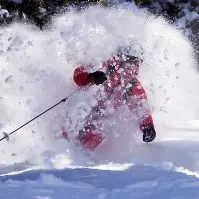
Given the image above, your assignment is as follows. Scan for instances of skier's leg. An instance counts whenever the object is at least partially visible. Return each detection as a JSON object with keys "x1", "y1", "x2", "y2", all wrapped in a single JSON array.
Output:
[
  {"x1": 77, "y1": 101, "x2": 107, "y2": 150},
  {"x1": 77, "y1": 123, "x2": 104, "y2": 150}
]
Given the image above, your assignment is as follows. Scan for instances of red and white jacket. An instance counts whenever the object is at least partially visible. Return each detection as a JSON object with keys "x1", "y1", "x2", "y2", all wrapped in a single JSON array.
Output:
[{"x1": 73, "y1": 54, "x2": 154, "y2": 132}]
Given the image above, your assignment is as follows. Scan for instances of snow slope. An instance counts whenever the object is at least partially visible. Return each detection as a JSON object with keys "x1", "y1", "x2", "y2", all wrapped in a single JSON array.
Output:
[
  {"x1": 0, "y1": 3, "x2": 199, "y2": 198},
  {"x1": 2, "y1": 165, "x2": 199, "y2": 199}
]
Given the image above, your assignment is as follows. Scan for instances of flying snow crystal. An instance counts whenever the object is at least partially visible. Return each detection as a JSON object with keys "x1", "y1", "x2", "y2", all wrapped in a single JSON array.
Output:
[{"x1": 5, "y1": 75, "x2": 14, "y2": 84}]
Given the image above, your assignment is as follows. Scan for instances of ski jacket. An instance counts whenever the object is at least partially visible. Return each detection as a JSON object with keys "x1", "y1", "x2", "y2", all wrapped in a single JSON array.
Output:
[{"x1": 73, "y1": 54, "x2": 154, "y2": 131}]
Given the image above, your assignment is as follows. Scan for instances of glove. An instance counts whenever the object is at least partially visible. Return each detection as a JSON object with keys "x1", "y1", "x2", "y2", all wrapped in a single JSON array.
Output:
[
  {"x1": 142, "y1": 126, "x2": 156, "y2": 143},
  {"x1": 87, "y1": 71, "x2": 107, "y2": 85}
]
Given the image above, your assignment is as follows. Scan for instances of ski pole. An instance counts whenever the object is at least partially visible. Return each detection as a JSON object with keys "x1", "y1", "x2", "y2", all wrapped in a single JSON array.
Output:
[
  {"x1": 0, "y1": 58, "x2": 131, "y2": 142},
  {"x1": 0, "y1": 88, "x2": 83, "y2": 142}
]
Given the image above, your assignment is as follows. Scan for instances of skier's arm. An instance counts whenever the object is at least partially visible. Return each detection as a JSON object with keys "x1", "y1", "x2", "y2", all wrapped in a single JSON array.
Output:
[
  {"x1": 73, "y1": 67, "x2": 107, "y2": 87},
  {"x1": 73, "y1": 67, "x2": 91, "y2": 86},
  {"x1": 126, "y1": 78, "x2": 156, "y2": 142},
  {"x1": 139, "y1": 113, "x2": 156, "y2": 143},
  {"x1": 139, "y1": 113, "x2": 154, "y2": 131}
]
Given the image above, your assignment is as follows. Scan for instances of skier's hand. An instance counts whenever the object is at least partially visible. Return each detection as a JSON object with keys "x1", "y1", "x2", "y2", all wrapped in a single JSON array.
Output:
[
  {"x1": 88, "y1": 71, "x2": 107, "y2": 85},
  {"x1": 142, "y1": 126, "x2": 156, "y2": 143}
]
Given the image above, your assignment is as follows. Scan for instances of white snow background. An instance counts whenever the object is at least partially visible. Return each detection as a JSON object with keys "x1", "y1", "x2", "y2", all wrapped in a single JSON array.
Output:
[{"x1": 0, "y1": 2, "x2": 199, "y2": 199}]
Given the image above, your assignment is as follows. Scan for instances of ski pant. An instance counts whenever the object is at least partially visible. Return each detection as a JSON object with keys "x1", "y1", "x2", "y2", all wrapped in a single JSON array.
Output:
[{"x1": 77, "y1": 78, "x2": 153, "y2": 151}]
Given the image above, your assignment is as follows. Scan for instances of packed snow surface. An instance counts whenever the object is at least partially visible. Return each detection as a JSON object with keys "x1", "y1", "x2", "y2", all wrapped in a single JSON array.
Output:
[
  {"x1": 2, "y1": 165, "x2": 199, "y2": 199},
  {"x1": 0, "y1": 3, "x2": 199, "y2": 199}
]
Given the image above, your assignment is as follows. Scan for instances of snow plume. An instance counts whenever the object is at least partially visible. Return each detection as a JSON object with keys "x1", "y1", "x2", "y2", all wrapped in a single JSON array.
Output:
[{"x1": 0, "y1": 5, "x2": 198, "y2": 170}]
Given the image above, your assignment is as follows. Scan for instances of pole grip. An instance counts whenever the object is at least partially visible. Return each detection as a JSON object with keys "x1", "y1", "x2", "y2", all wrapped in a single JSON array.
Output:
[{"x1": 3, "y1": 132, "x2": 9, "y2": 141}]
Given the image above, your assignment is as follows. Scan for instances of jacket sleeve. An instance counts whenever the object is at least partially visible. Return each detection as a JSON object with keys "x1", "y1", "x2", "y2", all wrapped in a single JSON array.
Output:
[
  {"x1": 139, "y1": 113, "x2": 154, "y2": 131},
  {"x1": 73, "y1": 67, "x2": 91, "y2": 87},
  {"x1": 125, "y1": 78, "x2": 154, "y2": 131}
]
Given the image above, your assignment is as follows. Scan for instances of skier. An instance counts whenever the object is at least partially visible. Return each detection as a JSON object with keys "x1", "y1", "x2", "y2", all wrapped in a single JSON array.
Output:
[{"x1": 63, "y1": 45, "x2": 156, "y2": 151}]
